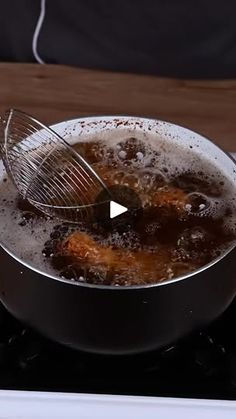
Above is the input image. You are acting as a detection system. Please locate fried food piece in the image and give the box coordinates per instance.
[61,231,171,284]
[58,163,189,284]
[61,232,117,266]
[148,186,188,211]
[94,164,188,212]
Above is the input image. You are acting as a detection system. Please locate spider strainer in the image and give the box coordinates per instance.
[0,109,111,222]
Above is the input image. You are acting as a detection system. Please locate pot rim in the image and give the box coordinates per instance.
[1,114,236,291]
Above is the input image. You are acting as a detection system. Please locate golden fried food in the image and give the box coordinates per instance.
[59,163,188,283]
[148,186,188,211]
[61,232,117,266]
[94,164,188,212]
[61,231,172,284]
[57,161,190,284]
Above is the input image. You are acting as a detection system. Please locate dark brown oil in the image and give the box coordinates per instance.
[14,137,236,286]
[35,137,236,286]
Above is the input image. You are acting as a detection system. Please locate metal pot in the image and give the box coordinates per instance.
[0,116,236,355]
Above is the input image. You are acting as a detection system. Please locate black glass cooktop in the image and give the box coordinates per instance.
[0,298,236,400]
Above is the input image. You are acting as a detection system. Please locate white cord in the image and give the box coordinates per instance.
[32,0,46,64]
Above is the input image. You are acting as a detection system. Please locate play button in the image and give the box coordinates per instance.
[93,184,143,231]
[110,201,128,219]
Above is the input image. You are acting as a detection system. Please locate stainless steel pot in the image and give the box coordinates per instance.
[0,116,236,355]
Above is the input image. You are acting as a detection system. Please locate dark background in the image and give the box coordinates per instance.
[1,0,236,78]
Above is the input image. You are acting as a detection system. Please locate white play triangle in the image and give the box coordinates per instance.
[109,200,128,219]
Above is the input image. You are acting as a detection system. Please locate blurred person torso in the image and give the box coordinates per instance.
[0,0,236,78]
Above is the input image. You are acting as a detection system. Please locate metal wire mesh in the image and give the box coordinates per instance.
[0,109,110,222]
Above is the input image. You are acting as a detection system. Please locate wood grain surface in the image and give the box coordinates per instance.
[0,63,235,150]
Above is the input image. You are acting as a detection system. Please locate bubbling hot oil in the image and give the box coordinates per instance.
[0,130,236,286]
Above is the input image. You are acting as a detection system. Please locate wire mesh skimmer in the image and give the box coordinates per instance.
[0,109,111,222]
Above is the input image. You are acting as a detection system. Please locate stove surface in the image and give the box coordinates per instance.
[0,297,236,400]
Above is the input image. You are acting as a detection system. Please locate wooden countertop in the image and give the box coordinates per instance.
[0,63,236,150]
